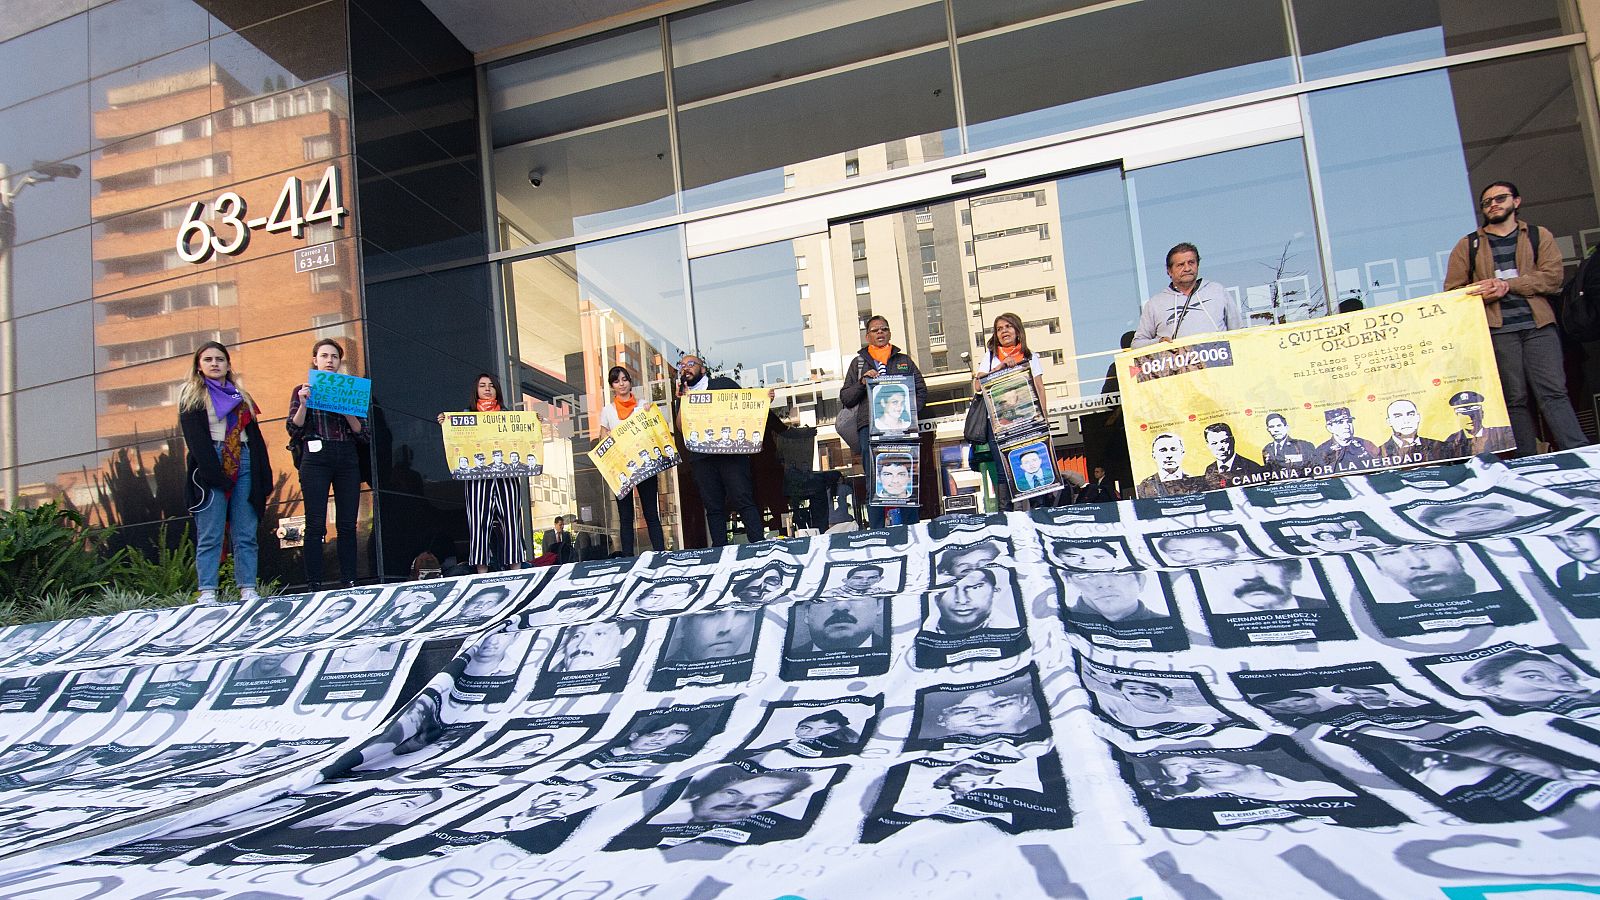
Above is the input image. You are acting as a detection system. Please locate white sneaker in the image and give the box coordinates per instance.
[197,590,219,605]
[238,587,261,603]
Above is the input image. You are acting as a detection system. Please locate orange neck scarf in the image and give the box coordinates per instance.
[475,397,501,412]
[866,344,893,367]
[996,343,1026,367]
[613,394,638,420]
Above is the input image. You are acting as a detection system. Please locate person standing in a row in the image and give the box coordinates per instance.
[1131,243,1242,346]
[179,342,271,605]
[287,339,365,589]
[971,312,1050,509]
[597,365,666,556]
[676,353,762,547]
[437,374,527,572]
[839,315,927,528]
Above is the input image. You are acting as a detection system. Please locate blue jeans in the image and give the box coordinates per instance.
[860,426,921,529]
[195,444,258,590]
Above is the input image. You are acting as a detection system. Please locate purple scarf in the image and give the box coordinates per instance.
[205,377,243,420]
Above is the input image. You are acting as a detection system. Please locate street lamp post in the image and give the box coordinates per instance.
[0,161,82,508]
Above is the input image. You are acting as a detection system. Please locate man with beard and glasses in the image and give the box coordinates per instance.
[1371,545,1480,601]
[800,596,882,652]
[1207,559,1328,612]
[1445,181,1588,458]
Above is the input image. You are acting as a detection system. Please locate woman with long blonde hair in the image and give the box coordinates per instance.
[178,341,272,604]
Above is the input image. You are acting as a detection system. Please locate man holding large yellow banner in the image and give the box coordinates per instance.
[1118,288,1514,498]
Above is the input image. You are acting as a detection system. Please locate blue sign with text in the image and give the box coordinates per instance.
[307,369,370,417]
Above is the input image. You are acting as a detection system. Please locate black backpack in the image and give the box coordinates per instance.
[1561,244,1600,342]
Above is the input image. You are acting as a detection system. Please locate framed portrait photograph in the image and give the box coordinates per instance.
[868,444,920,508]
[999,431,1058,502]
[979,366,1044,440]
[867,375,918,441]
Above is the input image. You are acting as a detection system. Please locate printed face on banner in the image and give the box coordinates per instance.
[348,690,483,775]
[730,697,878,766]
[724,562,802,608]
[649,609,763,691]
[303,642,404,706]
[196,785,482,866]
[1191,558,1355,647]
[1044,537,1137,572]
[431,716,605,777]
[1056,569,1188,652]
[531,585,624,628]
[1520,531,1600,618]
[139,606,233,655]
[0,622,53,664]
[864,750,1071,842]
[1329,726,1600,823]
[52,667,134,713]
[1348,545,1534,636]
[909,667,1050,751]
[606,761,843,849]
[869,444,920,507]
[786,596,887,656]
[84,793,343,865]
[219,598,301,646]
[128,659,218,711]
[1116,736,1401,830]
[623,575,712,617]
[916,565,1029,668]
[1231,662,1461,729]
[1395,490,1567,540]
[578,701,733,769]
[1260,512,1399,555]
[813,559,907,600]
[1411,642,1600,719]
[1147,525,1265,568]
[448,576,532,626]
[163,740,342,787]
[276,589,381,647]
[932,537,1012,582]
[868,376,917,438]
[347,582,454,637]
[68,610,165,660]
[212,651,309,709]
[1078,655,1246,740]
[531,620,646,701]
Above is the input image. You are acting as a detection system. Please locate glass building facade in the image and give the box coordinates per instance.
[3,0,1600,581]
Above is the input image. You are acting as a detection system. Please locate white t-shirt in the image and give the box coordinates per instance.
[977,351,1044,380]
[598,400,666,433]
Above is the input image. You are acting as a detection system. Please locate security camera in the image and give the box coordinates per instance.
[528,169,544,188]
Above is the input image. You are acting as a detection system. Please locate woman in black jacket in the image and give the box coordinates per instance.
[178,341,272,605]
[839,315,927,528]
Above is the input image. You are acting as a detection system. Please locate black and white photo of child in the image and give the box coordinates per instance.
[1348,544,1533,636]
[647,607,763,691]
[530,619,648,699]
[1192,558,1355,647]
[864,749,1070,842]
[1411,642,1600,719]
[1116,736,1403,831]
[606,760,845,850]
[1078,655,1244,740]
[1055,569,1187,652]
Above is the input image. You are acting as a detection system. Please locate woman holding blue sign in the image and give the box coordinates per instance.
[596,365,666,557]
[288,338,366,589]
[179,342,272,605]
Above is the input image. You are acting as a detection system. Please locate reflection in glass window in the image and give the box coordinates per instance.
[690,243,808,388]
[1307,51,1598,310]
[669,0,959,212]
[955,0,1294,151]
[1294,0,1566,80]
[489,25,674,243]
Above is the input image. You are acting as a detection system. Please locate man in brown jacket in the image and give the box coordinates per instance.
[1443,181,1588,457]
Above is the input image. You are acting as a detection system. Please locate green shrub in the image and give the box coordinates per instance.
[114,523,197,598]
[0,503,126,604]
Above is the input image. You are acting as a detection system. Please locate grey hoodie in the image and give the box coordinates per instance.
[1130,279,1242,348]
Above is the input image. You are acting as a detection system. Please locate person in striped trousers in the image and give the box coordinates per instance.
[441,374,528,572]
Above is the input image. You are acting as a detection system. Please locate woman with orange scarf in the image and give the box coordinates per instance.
[972,312,1052,509]
[437,374,527,572]
[178,342,272,605]
[838,315,927,528]
[596,365,666,556]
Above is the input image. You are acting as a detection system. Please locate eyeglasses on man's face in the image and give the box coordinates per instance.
[1481,193,1514,209]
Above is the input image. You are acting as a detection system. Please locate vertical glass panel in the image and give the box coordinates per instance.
[1056,167,1142,394]
[1294,0,1567,80]
[88,0,211,78]
[9,152,91,246]
[1307,51,1597,309]
[15,301,95,391]
[504,226,691,551]
[0,13,88,111]
[489,24,674,244]
[670,0,959,212]
[210,1,351,89]
[15,375,97,466]
[689,242,809,387]
[0,83,92,176]
[14,227,93,318]
[955,0,1295,152]
[1126,140,1325,324]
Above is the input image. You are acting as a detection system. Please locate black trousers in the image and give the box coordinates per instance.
[617,474,666,556]
[300,439,361,584]
[690,454,762,546]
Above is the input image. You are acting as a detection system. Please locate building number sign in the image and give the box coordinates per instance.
[174,165,347,264]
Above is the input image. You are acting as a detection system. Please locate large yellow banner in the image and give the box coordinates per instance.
[441,410,545,480]
[1118,288,1512,498]
[678,389,768,454]
[590,405,680,499]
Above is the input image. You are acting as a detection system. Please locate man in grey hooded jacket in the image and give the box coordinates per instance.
[1131,243,1243,347]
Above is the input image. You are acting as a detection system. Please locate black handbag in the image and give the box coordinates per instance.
[963,393,991,444]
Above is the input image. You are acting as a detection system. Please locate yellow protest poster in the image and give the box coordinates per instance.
[1117,288,1512,498]
[678,389,768,455]
[590,405,680,498]
[441,410,545,480]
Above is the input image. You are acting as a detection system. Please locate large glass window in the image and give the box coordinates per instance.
[954,0,1295,152]
[489,25,675,244]
[1307,50,1598,308]
[669,0,959,212]
[1293,0,1568,80]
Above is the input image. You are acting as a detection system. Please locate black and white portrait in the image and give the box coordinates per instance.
[1396,490,1566,540]
[622,574,712,618]
[1192,558,1354,647]
[1043,536,1138,572]
[730,697,878,766]
[864,749,1070,842]
[1056,569,1187,652]
[1146,525,1265,569]
[1231,662,1460,729]
[1520,531,1600,618]
[1349,544,1533,636]
[915,565,1029,667]
[908,667,1051,751]
[1260,512,1399,555]
[812,559,907,600]
[723,562,802,608]
[648,608,762,691]
[303,642,405,705]
[211,651,310,710]
[1411,642,1600,719]
[1079,655,1244,740]
[606,761,842,850]
[781,594,890,680]
[576,701,733,770]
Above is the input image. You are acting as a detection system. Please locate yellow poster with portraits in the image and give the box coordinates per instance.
[441,410,545,480]
[590,405,680,499]
[1117,288,1512,498]
[678,389,769,454]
